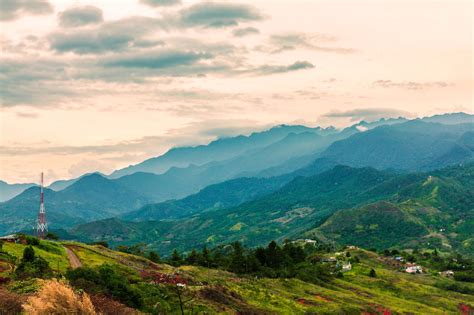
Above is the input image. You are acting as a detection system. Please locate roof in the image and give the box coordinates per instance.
[0,234,18,240]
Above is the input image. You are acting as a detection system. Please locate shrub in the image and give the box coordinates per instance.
[45,232,59,240]
[369,269,377,278]
[66,264,143,309]
[15,247,53,279]
[148,251,160,263]
[454,271,474,283]
[22,280,97,314]
[25,236,40,246]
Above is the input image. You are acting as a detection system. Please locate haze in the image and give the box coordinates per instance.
[0,0,472,184]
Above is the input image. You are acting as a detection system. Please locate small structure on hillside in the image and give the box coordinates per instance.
[439,270,454,278]
[322,257,337,263]
[342,262,352,272]
[405,263,423,274]
[0,234,20,243]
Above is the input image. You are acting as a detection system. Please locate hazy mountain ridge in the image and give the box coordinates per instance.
[0,173,150,235]
[0,180,35,202]
[109,124,330,178]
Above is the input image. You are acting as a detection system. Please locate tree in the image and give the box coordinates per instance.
[229,242,246,273]
[186,249,199,265]
[16,246,52,279]
[148,251,160,263]
[266,241,283,268]
[45,232,59,240]
[23,246,35,262]
[170,249,183,266]
[369,269,377,278]
[199,246,211,267]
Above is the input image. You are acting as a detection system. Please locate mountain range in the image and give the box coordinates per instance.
[0,112,472,257]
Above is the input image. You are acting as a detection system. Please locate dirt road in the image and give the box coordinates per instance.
[65,246,82,269]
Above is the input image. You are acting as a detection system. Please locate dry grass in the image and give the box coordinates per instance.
[0,288,25,315]
[22,279,97,315]
[90,294,142,315]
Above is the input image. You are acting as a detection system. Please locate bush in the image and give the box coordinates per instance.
[369,269,377,278]
[22,279,97,314]
[66,264,143,309]
[25,236,40,246]
[454,271,474,283]
[15,247,53,279]
[45,232,59,240]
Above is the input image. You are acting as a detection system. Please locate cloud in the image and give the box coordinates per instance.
[263,32,355,54]
[0,58,77,107]
[0,119,266,158]
[16,112,40,119]
[373,80,452,90]
[177,2,263,28]
[50,16,164,54]
[102,50,212,69]
[141,0,181,7]
[252,61,315,75]
[233,27,260,37]
[58,6,103,28]
[0,0,53,21]
[322,108,412,122]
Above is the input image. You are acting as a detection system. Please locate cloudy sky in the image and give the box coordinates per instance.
[0,0,472,184]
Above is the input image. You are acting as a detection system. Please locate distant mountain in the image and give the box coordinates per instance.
[419,112,473,125]
[71,163,474,256]
[0,173,150,235]
[109,125,333,178]
[121,176,290,221]
[114,130,342,202]
[47,172,105,191]
[321,121,474,171]
[0,180,35,202]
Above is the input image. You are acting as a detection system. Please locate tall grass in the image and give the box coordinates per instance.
[22,279,97,314]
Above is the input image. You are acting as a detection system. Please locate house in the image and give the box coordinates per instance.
[439,270,454,277]
[394,256,405,262]
[405,264,423,274]
[0,234,20,243]
[346,245,359,250]
[322,257,337,263]
[342,262,352,272]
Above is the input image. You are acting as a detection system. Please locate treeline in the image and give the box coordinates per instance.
[118,240,340,284]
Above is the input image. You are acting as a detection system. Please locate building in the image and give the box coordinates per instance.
[342,262,352,272]
[405,264,423,274]
[0,234,20,243]
[439,270,454,277]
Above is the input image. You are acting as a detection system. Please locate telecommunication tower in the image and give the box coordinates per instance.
[37,172,48,239]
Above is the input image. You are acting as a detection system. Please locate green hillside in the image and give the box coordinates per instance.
[71,164,474,256]
[1,238,473,314]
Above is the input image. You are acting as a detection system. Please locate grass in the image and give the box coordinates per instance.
[2,241,473,314]
[2,241,69,273]
[175,249,474,314]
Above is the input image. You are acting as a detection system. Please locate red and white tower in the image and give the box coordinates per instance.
[37,172,48,239]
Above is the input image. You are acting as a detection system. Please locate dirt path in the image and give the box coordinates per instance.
[65,246,82,269]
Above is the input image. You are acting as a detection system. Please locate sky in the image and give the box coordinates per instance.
[0,0,472,184]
